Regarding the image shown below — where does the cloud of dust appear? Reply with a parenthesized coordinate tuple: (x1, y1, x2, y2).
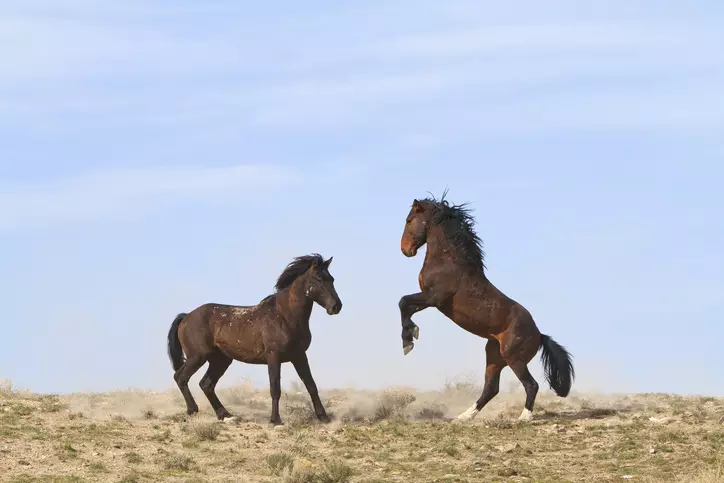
(56, 373, 633, 424)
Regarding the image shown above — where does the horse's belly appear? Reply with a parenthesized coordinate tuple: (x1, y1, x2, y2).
(443, 301, 498, 338)
(217, 342, 266, 364)
(214, 324, 266, 363)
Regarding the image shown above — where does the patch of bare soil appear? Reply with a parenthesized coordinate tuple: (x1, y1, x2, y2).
(1, 379, 722, 482)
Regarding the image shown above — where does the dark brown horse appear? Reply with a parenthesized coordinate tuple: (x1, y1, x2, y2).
(167, 254, 342, 425)
(399, 193, 574, 421)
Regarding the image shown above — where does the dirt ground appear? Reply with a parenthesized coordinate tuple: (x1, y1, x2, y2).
(1, 379, 722, 482)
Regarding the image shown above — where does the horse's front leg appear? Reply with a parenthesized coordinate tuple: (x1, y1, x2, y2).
(291, 351, 330, 423)
(398, 292, 434, 355)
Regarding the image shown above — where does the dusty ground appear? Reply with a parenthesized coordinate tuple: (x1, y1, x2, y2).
(1, 379, 722, 482)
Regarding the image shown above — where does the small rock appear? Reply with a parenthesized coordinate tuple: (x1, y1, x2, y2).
(495, 442, 520, 453)
(622, 476, 634, 480)
(649, 448, 656, 455)
(474, 467, 483, 472)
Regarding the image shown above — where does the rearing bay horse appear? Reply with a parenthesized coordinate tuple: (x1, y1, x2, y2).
(167, 254, 342, 425)
(399, 194, 574, 421)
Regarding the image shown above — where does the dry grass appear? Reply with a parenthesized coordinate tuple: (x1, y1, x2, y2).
(1, 381, 723, 482)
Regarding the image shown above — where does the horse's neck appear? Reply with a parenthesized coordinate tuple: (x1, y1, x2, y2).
(425, 224, 455, 262)
(425, 225, 489, 281)
(276, 279, 314, 327)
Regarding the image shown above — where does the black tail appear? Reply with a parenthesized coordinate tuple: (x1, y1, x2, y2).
(167, 313, 187, 372)
(539, 334, 575, 397)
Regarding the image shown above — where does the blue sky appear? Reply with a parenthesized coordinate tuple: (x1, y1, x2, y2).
(1, 0, 723, 396)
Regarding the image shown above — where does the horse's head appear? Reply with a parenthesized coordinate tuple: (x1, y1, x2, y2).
(401, 199, 431, 257)
(304, 256, 342, 315)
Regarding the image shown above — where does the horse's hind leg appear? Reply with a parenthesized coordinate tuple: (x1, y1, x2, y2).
(199, 351, 233, 420)
(502, 320, 542, 421)
(174, 354, 207, 416)
(508, 360, 539, 421)
(457, 339, 507, 421)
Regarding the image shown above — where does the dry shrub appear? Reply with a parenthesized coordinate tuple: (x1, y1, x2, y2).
(141, 407, 157, 419)
(281, 458, 317, 483)
(125, 452, 143, 464)
(164, 453, 196, 471)
(443, 375, 482, 395)
(317, 459, 353, 483)
(39, 395, 66, 413)
(279, 458, 353, 483)
(417, 402, 447, 420)
(373, 389, 416, 421)
(484, 413, 515, 429)
(267, 451, 295, 476)
(188, 420, 222, 441)
(285, 395, 317, 427)
(0, 379, 15, 397)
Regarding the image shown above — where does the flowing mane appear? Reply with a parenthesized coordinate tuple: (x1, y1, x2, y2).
(423, 192, 486, 272)
(274, 254, 324, 292)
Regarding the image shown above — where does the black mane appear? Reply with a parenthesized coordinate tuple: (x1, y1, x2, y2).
(423, 191, 486, 272)
(274, 254, 324, 292)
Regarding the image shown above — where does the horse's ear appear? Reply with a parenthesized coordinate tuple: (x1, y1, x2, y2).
(323, 256, 333, 268)
(412, 199, 424, 213)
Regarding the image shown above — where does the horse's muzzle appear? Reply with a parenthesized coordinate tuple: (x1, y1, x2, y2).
(402, 245, 418, 257)
(327, 301, 342, 315)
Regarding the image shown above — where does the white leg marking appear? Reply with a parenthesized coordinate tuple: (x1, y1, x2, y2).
(456, 404, 480, 421)
(518, 408, 533, 421)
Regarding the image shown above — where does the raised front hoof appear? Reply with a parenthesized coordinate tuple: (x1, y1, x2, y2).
(402, 323, 419, 342)
(455, 405, 480, 422)
(518, 409, 534, 422)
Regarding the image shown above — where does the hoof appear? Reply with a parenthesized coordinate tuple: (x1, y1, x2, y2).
(403, 343, 414, 355)
(318, 414, 331, 424)
(518, 409, 533, 422)
(217, 410, 233, 421)
(270, 420, 284, 427)
(456, 404, 480, 422)
(412, 325, 419, 340)
(186, 408, 199, 417)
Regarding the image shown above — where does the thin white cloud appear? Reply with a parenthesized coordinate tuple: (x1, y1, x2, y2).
(0, 164, 297, 231)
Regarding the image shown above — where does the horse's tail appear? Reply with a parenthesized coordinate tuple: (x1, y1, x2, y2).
(539, 334, 575, 397)
(167, 313, 187, 372)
